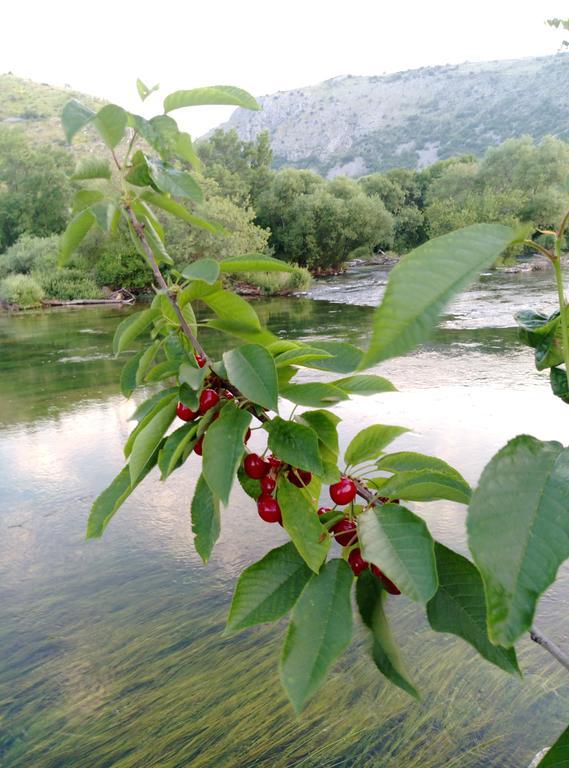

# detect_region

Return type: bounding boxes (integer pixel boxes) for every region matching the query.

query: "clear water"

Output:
[1,267,569,767]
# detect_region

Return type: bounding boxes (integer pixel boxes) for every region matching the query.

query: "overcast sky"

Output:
[2,0,568,136]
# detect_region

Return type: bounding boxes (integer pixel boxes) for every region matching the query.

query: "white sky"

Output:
[2,0,569,136]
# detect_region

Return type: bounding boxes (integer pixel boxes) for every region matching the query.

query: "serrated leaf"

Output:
[356,570,419,698]
[277,480,330,574]
[377,469,471,504]
[280,382,348,408]
[295,409,340,457]
[120,350,145,398]
[267,417,323,475]
[333,374,396,395]
[59,209,97,265]
[345,424,409,467]
[72,189,105,214]
[147,158,203,203]
[427,544,519,675]
[191,474,220,563]
[129,396,177,484]
[201,289,262,331]
[182,259,220,284]
[467,434,569,646]
[376,451,468,485]
[164,85,260,113]
[226,542,312,634]
[140,191,217,232]
[61,99,95,143]
[113,308,159,355]
[219,254,295,273]
[202,402,251,504]
[130,387,179,425]
[280,559,353,713]
[223,344,278,411]
[158,422,198,479]
[92,104,127,149]
[237,466,261,500]
[359,224,515,368]
[308,341,363,373]
[274,346,332,367]
[358,503,437,604]
[135,340,162,384]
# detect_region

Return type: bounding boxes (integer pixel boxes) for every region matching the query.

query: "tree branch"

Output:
[123,203,207,361]
[530,627,569,673]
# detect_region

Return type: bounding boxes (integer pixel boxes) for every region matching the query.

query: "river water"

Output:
[1,265,569,767]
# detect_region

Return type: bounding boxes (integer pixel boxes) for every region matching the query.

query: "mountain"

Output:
[0,73,105,154]
[215,54,569,178]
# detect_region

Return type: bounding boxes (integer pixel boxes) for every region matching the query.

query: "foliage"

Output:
[38,268,101,301]
[90,232,151,291]
[0,273,44,307]
[0,233,59,278]
[227,266,311,295]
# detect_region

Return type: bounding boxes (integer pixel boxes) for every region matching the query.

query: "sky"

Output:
[2,0,569,136]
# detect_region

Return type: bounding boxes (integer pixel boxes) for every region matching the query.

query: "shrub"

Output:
[38,269,101,301]
[0,234,59,278]
[0,274,44,307]
[93,235,151,291]
[230,266,311,295]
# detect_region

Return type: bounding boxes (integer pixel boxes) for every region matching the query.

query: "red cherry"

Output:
[318,506,331,516]
[267,455,282,469]
[371,565,401,595]
[257,495,282,523]
[332,518,358,547]
[348,548,369,577]
[176,402,198,421]
[199,389,220,415]
[244,453,270,479]
[329,477,357,505]
[244,427,252,444]
[194,436,204,456]
[287,469,312,488]
[260,475,276,494]
[223,390,234,400]
[194,353,206,368]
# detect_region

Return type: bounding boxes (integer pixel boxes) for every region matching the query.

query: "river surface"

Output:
[1,265,569,767]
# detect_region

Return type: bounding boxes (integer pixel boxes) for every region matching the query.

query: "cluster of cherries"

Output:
[175,353,250,454]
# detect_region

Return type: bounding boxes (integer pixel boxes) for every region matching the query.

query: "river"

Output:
[1,265,568,767]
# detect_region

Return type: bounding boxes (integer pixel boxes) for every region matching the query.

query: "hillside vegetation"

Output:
[216,54,569,177]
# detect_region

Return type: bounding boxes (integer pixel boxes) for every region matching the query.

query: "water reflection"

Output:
[1,272,569,767]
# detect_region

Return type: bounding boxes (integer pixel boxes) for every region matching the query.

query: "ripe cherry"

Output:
[176,402,198,422]
[332,518,358,547]
[260,475,276,494]
[194,353,206,368]
[194,436,204,456]
[257,495,282,523]
[371,565,401,595]
[267,455,282,469]
[244,427,252,443]
[244,453,270,479]
[348,548,369,577]
[287,468,312,488]
[318,506,331,516]
[199,389,220,415]
[329,477,357,505]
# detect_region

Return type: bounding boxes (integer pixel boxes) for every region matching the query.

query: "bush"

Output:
[0,274,44,307]
[231,266,311,295]
[93,235,150,291]
[0,234,59,278]
[38,269,101,301]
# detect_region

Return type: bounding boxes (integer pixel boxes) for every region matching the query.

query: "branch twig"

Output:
[530,627,569,673]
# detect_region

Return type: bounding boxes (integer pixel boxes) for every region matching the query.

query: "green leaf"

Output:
[550,366,569,404]
[356,570,419,698]
[308,341,363,373]
[467,434,569,646]
[140,191,217,231]
[358,503,438,603]
[223,344,278,411]
[237,466,261,500]
[59,209,96,265]
[280,382,348,408]
[61,99,95,143]
[147,159,203,203]
[277,480,330,574]
[345,424,409,467]
[534,724,569,767]
[202,402,252,504]
[267,417,323,475]
[280,559,353,713]
[92,104,127,149]
[179,362,207,391]
[191,474,220,563]
[72,189,105,214]
[295,410,340,457]
[113,308,159,355]
[136,78,159,101]
[141,216,173,265]
[120,350,145,397]
[359,224,515,368]
[125,150,153,187]
[377,470,471,504]
[135,339,162,384]
[376,451,468,485]
[274,346,332,367]
[181,259,220,285]
[129,397,177,484]
[201,289,261,331]
[226,542,313,634]
[174,131,202,168]
[333,374,396,395]
[130,386,179,424]
[219,254,295,273]
[158,422,198,479]
[427,543,519,674]
[164,85,260,113]
[207,320,276,347]
[71,156,112,181]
